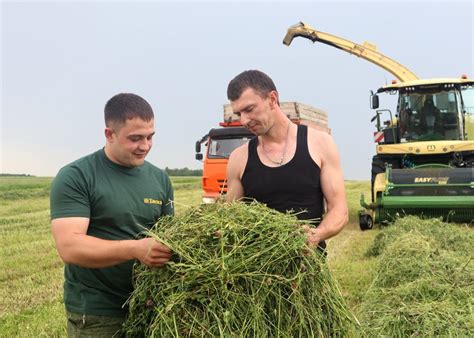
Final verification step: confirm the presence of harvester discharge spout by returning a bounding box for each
[283,21,418,82]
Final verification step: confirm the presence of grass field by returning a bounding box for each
[0,176,377,336]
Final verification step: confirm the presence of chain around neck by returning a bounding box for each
[260,120,291,166]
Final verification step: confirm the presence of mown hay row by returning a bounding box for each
[361,216,474,336]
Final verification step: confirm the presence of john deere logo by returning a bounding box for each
[426,144,436,151]
[414,177,449,184]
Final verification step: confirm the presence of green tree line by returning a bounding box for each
[0,173,35,177]
[164,167,202,176]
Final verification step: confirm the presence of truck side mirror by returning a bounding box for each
[195,141,201,153]
[195,153,203,161]
[371,94,379,109]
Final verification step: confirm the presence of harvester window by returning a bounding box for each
[420,97,441,130]
[461,86,474,114]
[399,91,462,142]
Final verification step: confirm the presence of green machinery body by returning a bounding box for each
[360,165,474,226]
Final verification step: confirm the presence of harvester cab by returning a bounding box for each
[283,22,474,229]
[372,82,473,144]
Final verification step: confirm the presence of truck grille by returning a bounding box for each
[218,179,228,193]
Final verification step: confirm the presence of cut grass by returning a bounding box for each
[5,177,468,336]
[327,223,377,311]
[0,176,203,336]
[327,181,378,311]
[360,217,474,336]
[0,298,66,337]
[124,202,359,336]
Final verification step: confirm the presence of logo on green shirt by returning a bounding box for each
[144,198,163,205]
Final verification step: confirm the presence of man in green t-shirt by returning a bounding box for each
[50,93,174,337]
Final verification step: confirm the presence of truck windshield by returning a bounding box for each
[207,137,252,159]
[398,89,462,142]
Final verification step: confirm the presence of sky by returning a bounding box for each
[1,0,473,179]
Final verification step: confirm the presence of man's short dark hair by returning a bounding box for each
[227,70,278,101]
[104,93,154,127]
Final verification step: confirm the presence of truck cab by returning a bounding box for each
[195,127,253,203]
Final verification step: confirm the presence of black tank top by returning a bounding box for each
[242,125,326,249]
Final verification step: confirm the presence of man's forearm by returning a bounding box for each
[57,234,137,268]
[313,208,348,241]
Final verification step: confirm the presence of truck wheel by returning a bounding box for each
[359,214,374,231]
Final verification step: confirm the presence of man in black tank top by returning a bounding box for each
[225,70,348,252]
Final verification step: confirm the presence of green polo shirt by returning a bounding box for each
[50,148,174,317]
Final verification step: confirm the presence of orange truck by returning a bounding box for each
[195,102,330,203]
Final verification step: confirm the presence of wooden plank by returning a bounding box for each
[223,102,329,127]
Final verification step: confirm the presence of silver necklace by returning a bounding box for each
[260,121,291,166]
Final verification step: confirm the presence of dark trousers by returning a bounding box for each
[67,311,125,338]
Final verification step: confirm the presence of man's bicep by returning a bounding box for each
[226,178,244,202]
[321,164,346,209]
[320,139,347,210]
[226,148,245,201]
[51,217,90,249]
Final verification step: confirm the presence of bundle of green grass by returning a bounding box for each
[123,202,358,337]
[361,216,474,336]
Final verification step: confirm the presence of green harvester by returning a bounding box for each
[283,22,474,229]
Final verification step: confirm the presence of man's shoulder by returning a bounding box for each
[228,142,249,170]
[231,141,250,158]
[63,149,101,167]
[55,150,102,181]
[50,151,103,212]
[307,126,332,144]
[306,126,337,166]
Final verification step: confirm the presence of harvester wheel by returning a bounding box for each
[371,158,386,184]
[371,155,400,201]
[359,214,373,231]
[371,157,386,201]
